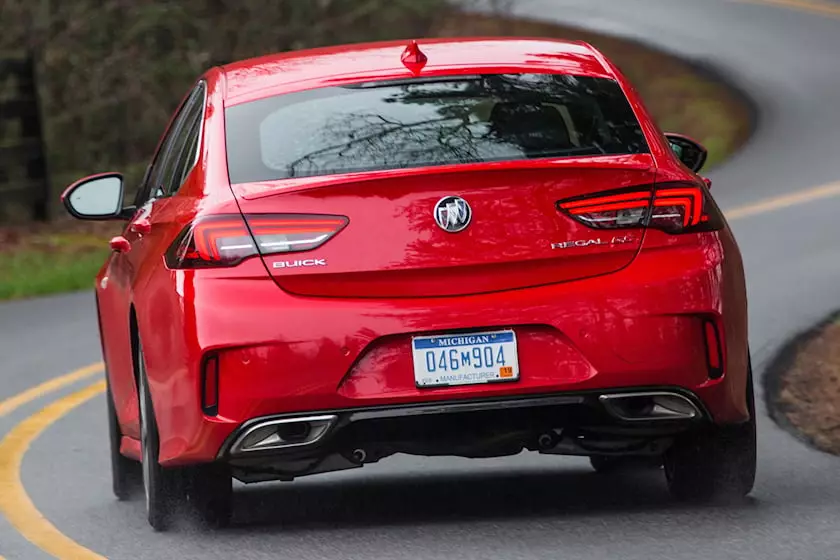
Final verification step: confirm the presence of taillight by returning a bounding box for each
[165,213,348,269]
[557,182,723,234]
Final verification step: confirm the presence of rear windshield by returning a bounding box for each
[225,73,648,183]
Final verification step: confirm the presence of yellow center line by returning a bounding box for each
[0,380,107,560]
[726,0,840,213]
[734,0,840,18]
[0,363,104,419]
[725,181,840,220]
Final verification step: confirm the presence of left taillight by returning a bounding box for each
[557,182,724,234]
[165,213,348,269]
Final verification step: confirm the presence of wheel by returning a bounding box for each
[664,368,757,502]
[106,377,141,500]
[138,341,184,531]
[184,463,233,528]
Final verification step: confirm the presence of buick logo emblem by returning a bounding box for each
[434,196,472,233]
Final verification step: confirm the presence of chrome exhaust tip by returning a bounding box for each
[228,414,337,455]
[599,392,701,421]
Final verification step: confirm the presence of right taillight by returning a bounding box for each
[165,213,348,269]
[557,182,724,234]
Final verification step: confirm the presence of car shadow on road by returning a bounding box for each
[229,462,759,532]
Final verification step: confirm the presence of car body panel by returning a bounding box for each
[235,155,656,298]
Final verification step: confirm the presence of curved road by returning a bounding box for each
[2,0,840,558]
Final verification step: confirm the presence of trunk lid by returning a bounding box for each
[233,157,654,298]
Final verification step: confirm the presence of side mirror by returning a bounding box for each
[664,133,708,174]
[61,172,131,220]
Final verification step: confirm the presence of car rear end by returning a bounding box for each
[159,44,748,484]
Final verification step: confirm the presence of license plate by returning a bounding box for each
[412,330,520,388]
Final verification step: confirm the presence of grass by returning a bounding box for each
[0,224,114,301]
[0,12,754,301]
[0,249,108,300]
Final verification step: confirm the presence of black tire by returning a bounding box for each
[138,342,184,531]
[184,463,233,529]
[664,368,757,502]
[106,377,141,501]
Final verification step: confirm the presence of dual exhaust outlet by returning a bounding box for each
[225,391,701,457]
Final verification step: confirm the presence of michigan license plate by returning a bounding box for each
[412,330,520,388]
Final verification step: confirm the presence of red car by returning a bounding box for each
[63,38,755,531]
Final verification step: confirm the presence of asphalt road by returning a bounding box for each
[2,0,840,558]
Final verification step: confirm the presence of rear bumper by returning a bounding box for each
[220,388,707,457]
[216,388,709,481]
[140,229,748,466]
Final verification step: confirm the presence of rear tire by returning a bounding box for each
[138,342,184,531]
[664,368,757,502]
[106,377,141,501]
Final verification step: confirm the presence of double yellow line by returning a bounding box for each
[0,365,106,560]
[0,364,102,419]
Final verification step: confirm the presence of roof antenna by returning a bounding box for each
[401,40,428,74]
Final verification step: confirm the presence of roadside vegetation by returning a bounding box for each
[0,1,753,301]
[770,314,840,455]
[0,223,112,300]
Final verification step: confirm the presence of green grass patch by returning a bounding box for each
[0,248,108,300]
[0,227,114,301]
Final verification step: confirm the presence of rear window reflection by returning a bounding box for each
[225,73,649,183]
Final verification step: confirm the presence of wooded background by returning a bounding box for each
[0,0,749,225]
[0,0,477,221]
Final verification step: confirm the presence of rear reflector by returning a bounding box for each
[202,355,219,415]
[703,319,724,379]
[166,213,348,269]
[557,182,723,234]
